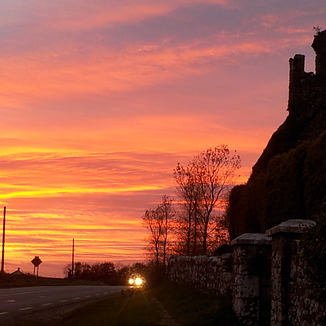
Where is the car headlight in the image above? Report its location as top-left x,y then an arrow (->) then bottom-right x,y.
134,277 -> 143,286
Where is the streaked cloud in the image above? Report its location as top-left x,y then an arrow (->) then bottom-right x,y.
0,0 -> 323,276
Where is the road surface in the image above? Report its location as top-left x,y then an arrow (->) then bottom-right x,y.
0,285 -> 127,324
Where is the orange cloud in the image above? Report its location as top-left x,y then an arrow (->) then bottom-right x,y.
0,0 -> 322,277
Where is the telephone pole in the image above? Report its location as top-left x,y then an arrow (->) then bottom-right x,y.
1,207 -> 6,273
71,238 -> 75,278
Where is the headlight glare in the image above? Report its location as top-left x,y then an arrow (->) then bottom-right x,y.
135,277 -> 143,286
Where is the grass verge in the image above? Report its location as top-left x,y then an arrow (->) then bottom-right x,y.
151,281 -> 240,326
61,289 -> 162,326
61,281 -> 240,326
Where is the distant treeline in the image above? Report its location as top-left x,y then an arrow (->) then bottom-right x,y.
64,261 -> 147,285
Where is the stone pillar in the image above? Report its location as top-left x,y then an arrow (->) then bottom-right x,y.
266,219 -> 315,326
288,54 -> 306,111
312,30 -> 326,80
231,233 -> 272,326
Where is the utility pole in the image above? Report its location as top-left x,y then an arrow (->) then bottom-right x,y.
1,207 -> 6,273
71,238 -> 75,278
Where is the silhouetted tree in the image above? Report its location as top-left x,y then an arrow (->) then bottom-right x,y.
63,261 -> 116,282
91,262 -> 116,280
131,262 -> 148,275
116,265 -> 130,281
174,145 -> 241,255
142,195 -> 175,268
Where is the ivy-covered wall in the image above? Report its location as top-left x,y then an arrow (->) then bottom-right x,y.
228,131 -> 326,239
227,30 -> 326,239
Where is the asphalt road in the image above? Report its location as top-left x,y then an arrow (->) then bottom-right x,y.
0,285 -> 127,324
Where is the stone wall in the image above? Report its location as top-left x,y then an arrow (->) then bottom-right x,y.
287,240 -> 325,325
266,220 -> 326,325
168,254 -> 233,297
168,219 -> 326,325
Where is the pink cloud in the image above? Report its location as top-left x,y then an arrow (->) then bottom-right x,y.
0,0 -> 323,276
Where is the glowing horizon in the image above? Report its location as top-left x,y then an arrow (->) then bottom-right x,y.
0,0 -> 324,277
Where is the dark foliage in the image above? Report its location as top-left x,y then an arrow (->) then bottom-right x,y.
65,261 -> 149,285
302,211 -> 326,302
228,130 -> 326,239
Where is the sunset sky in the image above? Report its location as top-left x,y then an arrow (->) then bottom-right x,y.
0,0 -> 324,277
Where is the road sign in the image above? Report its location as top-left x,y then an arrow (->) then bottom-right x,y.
31,256 -> 42,267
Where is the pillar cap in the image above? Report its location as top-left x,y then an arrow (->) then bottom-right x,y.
231,233 -> 271,246
266,219 -> 316,236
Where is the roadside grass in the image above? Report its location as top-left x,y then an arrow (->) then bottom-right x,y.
151,281 -> 240,326
61,289 -> 162,326
61,281 -> 240,326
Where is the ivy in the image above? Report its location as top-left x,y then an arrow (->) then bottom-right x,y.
302,210 -> 326,303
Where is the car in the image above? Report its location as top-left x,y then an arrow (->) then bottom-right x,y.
128,273 -> 146,287
121,274 -> 147,297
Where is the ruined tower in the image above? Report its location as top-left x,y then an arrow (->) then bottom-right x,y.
312,29 -> 326,78
228,30 -> 326,239
288,30 -> 326,116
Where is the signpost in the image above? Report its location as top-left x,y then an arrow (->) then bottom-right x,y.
31,256 -> 42,277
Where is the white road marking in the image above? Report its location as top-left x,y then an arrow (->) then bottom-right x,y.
0,289 -> 46,297
60,300 -> 68,303
20,307 -> 33,311
73,297 -> 80,300
0,312 -> 8,316
42,303 -> 52,306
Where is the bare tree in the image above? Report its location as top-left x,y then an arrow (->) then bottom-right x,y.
142,208 -> 160,266
172,198 -> 201,256
174,145 -> 241,255
142,195 -> 175,267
